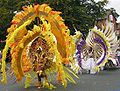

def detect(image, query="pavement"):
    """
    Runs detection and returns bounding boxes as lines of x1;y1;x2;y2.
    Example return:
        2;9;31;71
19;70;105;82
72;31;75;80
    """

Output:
0;69;120;91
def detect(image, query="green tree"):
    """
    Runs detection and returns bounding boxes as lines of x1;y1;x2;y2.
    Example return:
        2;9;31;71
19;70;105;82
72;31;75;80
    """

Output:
0;0;30;37
0;0;29;50
30;0;108;36
0;0;108;40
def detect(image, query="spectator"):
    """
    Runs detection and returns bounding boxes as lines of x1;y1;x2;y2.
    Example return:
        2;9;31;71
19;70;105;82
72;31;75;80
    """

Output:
116;49;120;63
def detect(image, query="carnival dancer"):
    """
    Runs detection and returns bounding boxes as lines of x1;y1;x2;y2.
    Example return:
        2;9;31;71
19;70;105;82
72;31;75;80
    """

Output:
81;47;96;74
0;4;78;89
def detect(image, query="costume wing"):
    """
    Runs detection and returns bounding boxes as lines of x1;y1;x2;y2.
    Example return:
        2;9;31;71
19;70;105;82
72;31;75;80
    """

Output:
86;28;110;67
86;21;118;67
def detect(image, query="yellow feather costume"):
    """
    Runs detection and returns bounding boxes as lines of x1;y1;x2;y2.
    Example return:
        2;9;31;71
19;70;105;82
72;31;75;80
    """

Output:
0;4;78;89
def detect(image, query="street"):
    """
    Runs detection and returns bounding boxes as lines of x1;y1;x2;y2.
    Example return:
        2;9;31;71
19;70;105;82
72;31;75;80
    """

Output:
0;69;120;91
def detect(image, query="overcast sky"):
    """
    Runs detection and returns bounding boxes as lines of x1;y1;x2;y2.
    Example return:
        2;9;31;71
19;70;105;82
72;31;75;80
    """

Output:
95;0;120;23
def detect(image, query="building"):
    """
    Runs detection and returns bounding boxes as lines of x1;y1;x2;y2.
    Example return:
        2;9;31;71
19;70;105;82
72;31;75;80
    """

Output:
97;10;118;30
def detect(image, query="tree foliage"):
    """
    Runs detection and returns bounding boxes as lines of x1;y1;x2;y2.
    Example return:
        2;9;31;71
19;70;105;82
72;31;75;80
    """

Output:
0;0;29;50
0;0;25;38
32;0;108;36
0;0;108;40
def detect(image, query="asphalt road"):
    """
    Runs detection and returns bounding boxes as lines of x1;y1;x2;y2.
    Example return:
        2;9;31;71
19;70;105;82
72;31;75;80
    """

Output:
0;69;120;91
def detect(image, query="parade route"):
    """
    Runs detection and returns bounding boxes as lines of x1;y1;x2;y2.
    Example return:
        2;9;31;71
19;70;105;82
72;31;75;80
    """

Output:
1;69;120;91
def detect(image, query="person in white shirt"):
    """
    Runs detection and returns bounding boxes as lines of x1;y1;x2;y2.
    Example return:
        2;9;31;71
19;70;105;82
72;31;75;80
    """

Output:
82;47;96;74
